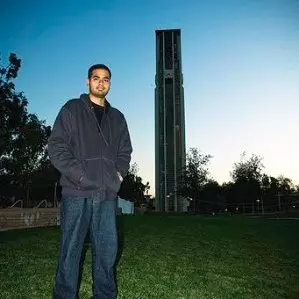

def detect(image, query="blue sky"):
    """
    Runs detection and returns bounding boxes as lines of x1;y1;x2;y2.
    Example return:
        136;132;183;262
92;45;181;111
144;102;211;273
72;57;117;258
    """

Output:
1;0;299;193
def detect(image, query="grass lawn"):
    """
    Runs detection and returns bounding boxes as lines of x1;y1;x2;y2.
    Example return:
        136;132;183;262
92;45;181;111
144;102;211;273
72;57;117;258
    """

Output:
0;215;298;299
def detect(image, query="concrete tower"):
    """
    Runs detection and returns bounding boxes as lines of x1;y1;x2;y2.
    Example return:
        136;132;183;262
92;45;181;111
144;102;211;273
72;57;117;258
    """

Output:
155;29;186;212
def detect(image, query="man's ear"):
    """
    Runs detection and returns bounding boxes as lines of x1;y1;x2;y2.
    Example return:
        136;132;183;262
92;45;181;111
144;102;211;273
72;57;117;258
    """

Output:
86;78;89;87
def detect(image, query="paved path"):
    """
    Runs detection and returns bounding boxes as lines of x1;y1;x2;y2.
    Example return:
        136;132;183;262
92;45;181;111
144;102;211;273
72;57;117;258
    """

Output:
268;217;299;220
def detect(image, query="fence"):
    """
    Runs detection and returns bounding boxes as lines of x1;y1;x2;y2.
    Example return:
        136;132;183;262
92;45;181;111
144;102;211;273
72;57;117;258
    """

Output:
0;200;59;230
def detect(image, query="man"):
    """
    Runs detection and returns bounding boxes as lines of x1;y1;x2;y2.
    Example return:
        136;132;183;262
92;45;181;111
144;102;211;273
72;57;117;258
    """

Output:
48;64;132;299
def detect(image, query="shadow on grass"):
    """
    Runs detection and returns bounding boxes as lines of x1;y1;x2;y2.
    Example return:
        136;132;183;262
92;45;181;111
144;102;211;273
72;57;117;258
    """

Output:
76;215;125;296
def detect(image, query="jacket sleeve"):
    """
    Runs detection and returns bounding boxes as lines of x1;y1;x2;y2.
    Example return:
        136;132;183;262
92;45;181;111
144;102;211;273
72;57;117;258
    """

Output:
116;117;133;178
48;106;85;184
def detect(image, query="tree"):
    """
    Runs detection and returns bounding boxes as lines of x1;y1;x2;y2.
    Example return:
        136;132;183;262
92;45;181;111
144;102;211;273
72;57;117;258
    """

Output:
231;152;264;182
179;147;212;210
221;181;237;212
0;53;53;206
118;163;150;206
230;152;264;212
277;175;294;194
259;174;296;212
199;179;225;212
0;53;27;158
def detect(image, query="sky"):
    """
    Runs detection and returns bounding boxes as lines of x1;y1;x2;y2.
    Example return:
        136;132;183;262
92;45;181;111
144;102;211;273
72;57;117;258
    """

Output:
1;0;299;194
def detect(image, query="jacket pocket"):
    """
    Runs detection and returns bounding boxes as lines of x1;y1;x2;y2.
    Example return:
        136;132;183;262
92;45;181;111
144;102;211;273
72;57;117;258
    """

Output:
102;157;121;193
80;157;101;190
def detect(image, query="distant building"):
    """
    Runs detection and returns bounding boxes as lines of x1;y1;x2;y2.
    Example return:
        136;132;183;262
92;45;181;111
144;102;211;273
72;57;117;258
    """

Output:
117;197;134;214
155;29;186;212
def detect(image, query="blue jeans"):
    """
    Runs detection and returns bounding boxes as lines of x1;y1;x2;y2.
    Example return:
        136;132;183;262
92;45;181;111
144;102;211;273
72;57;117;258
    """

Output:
53;197;118;299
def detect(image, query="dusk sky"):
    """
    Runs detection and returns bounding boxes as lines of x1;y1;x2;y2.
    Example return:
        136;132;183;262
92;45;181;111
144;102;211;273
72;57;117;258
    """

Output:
1;0;299;194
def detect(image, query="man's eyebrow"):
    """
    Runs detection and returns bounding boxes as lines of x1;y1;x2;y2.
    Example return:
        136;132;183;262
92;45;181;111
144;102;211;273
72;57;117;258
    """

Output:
91;75;110;79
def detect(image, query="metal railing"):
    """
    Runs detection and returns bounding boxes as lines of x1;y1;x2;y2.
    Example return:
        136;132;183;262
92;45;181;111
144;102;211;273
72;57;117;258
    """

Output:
0;214;7;228
34;199;48;209
8;200;23;209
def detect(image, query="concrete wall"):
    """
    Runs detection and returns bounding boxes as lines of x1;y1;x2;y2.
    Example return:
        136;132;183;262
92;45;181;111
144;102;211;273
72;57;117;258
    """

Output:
0;208;59;230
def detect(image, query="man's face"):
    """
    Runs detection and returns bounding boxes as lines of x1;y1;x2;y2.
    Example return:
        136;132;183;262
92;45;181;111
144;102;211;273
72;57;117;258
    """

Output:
87;68;111;98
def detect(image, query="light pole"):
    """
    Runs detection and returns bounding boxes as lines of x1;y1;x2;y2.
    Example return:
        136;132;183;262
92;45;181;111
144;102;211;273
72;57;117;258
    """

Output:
256;199;260;214
278;192;281;211
53;182;57;207
26;180;32;207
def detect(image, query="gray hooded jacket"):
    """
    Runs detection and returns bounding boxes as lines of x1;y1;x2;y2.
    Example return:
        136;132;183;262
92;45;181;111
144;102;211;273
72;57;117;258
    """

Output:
48;93;132;200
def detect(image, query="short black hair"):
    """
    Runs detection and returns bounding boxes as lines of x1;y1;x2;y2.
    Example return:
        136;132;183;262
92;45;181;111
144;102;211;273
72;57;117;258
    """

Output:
88;64;112;79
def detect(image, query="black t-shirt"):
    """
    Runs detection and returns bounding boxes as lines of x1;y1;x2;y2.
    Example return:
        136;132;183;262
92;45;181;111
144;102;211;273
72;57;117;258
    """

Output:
91;102;105;126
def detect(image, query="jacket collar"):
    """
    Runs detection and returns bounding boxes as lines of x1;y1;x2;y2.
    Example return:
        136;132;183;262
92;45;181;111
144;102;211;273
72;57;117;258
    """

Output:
80;93;111;114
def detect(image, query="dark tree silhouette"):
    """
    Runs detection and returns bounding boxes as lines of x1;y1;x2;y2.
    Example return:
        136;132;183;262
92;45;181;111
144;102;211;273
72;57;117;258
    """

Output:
0;53;53;206
230;152;264;212
178;147;212;211
118;163;150;206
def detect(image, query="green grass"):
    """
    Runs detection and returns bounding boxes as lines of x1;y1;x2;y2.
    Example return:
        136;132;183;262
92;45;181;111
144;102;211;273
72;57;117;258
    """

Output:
0;215;298;299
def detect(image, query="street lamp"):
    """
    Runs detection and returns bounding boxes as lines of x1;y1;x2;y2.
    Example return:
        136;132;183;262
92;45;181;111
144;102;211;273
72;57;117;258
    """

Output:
187;197;194;212
26;180;32;207
256;199;260;213
53;182;58;207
